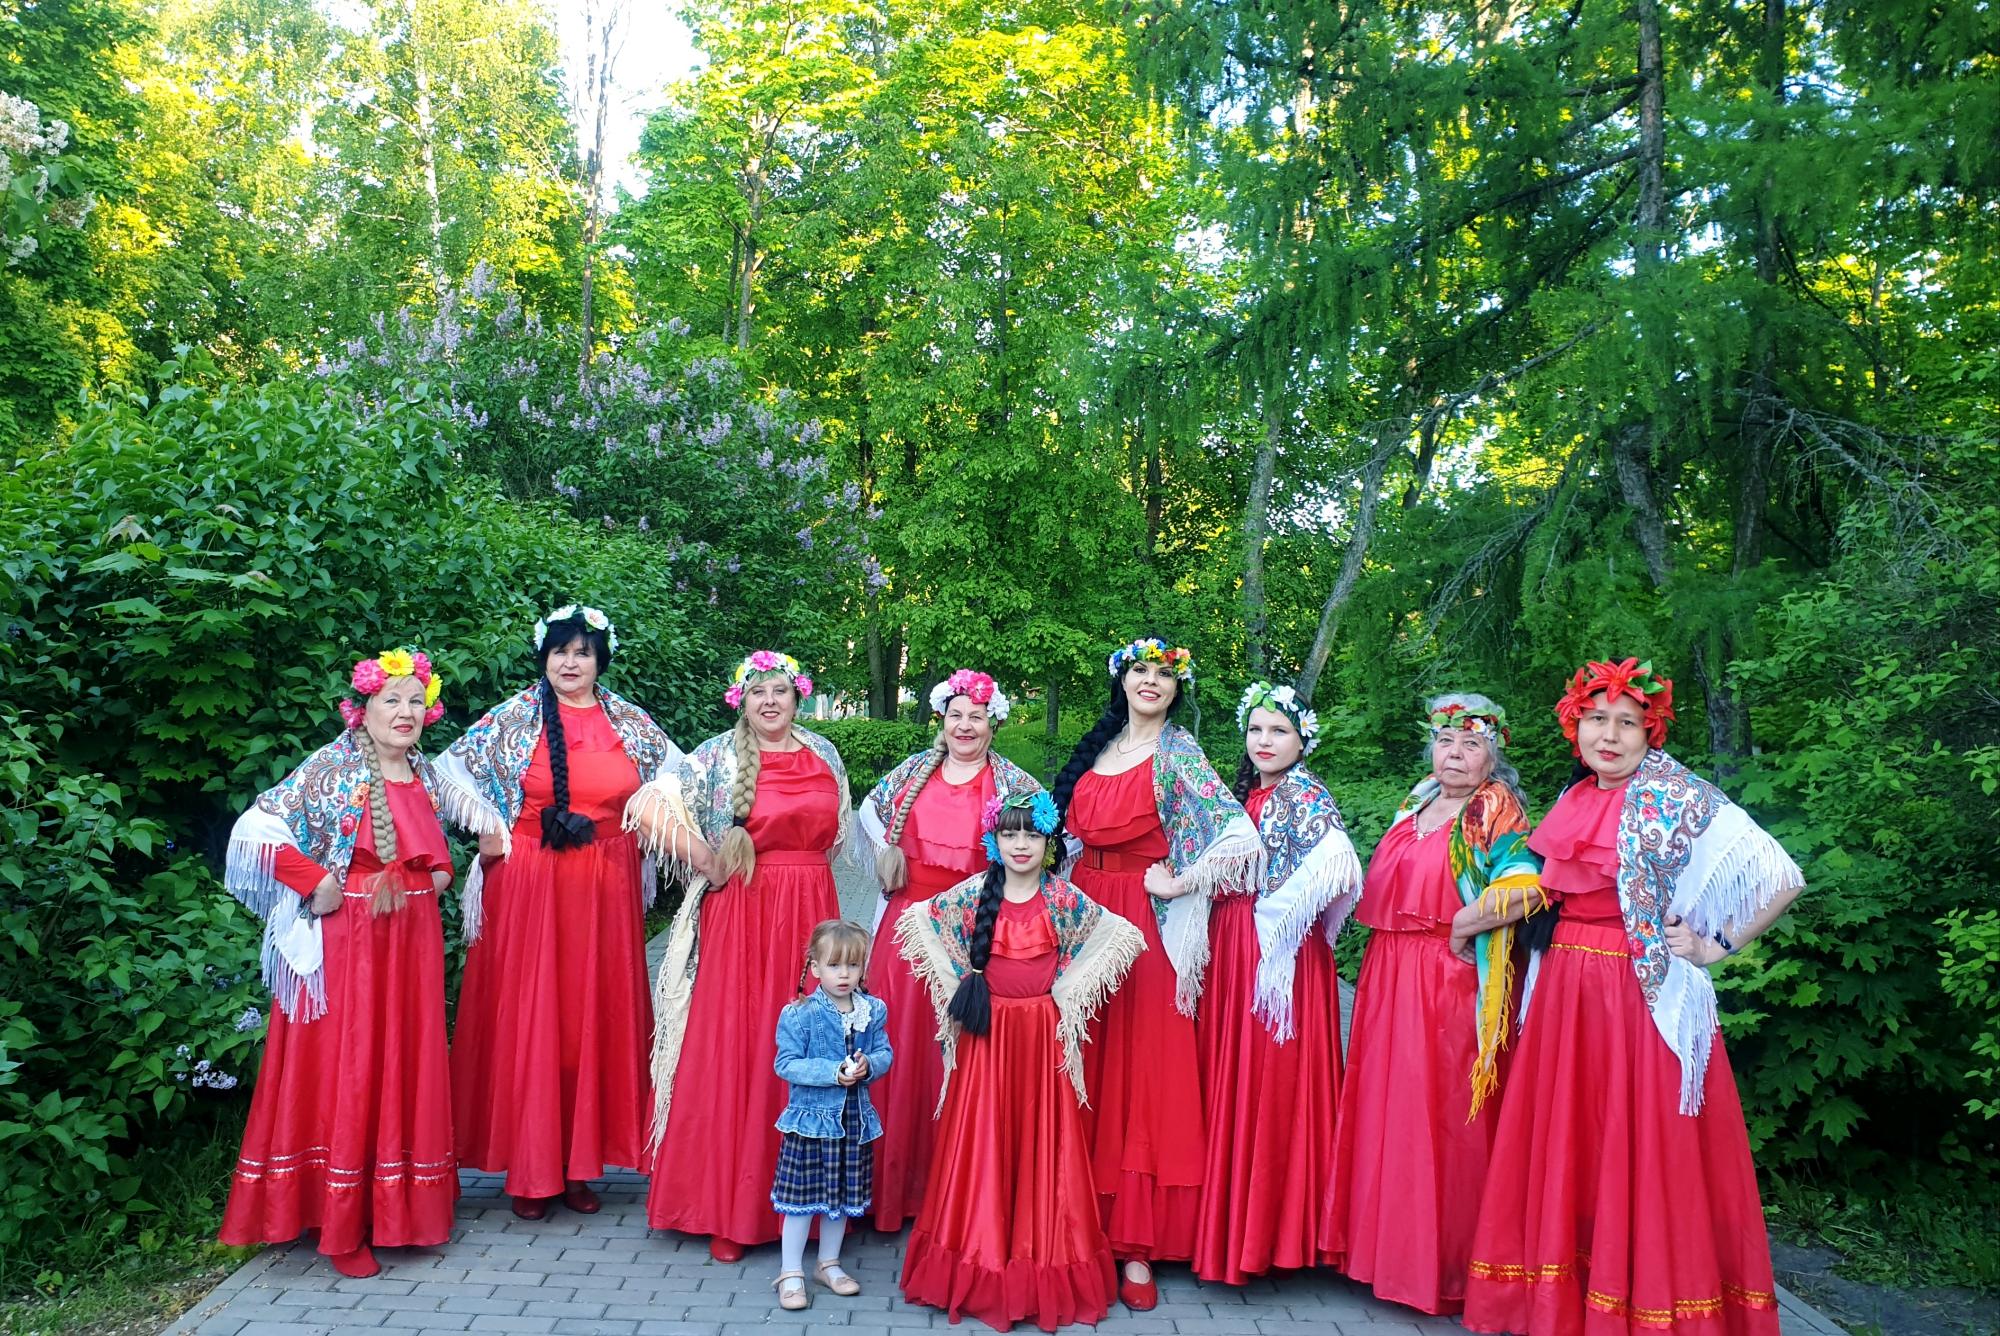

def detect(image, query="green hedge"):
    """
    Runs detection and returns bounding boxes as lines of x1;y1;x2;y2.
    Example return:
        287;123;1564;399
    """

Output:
809;717;936;799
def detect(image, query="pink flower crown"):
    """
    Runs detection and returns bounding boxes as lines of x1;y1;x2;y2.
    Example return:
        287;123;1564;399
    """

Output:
724;649;813;709
928;669;1010;721
340;648;444;730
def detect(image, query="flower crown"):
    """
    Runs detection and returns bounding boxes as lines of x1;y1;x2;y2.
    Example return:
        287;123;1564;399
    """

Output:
725;649;813;709
1236;680;1320;756
1428;701;1511;746
534;604;619;656
979;791;1063;864
1555;657;1675;752
340;648;444;730
928;669;1011;722
1109;637;1194;682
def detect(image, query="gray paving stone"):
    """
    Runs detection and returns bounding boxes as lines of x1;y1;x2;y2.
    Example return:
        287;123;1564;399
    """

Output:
376;1314;473;1332
437;1298;530;1317
464;1318;559;1333
632;1325;722;1336
549;1321;639;1336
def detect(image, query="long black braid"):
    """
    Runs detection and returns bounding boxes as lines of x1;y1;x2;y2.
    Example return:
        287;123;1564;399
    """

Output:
946;866;1007;1037
536;612;613;851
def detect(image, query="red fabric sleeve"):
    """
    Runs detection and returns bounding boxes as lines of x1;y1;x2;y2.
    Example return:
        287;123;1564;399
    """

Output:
274;845;331;897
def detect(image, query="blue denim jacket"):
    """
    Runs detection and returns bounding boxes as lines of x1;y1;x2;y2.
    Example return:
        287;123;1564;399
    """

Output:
773;988;893;1142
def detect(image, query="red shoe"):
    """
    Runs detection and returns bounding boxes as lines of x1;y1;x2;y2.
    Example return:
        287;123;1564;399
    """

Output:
1119;1262;1158;1311
562;1183;601;1215
708;1236;745;1263
511;1195;549;1221
329;1245;380;1279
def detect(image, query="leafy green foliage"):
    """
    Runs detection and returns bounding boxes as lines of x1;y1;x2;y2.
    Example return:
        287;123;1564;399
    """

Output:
809;718;936;800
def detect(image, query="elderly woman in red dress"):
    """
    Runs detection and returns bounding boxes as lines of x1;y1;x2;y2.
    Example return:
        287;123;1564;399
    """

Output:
434;605;681;1220
1324;693;1541;1315
219;648;454;1278
1464;659;1804;1336
852;669;1042;1232
628;650;851;1261
1051;636;1259;1309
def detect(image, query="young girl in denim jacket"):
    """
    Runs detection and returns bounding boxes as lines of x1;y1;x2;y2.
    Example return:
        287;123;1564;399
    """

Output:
770;919;894;1310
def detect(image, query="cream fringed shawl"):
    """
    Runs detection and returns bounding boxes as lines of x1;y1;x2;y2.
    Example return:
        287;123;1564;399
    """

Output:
892;873;1144;1111
624;727;853;1150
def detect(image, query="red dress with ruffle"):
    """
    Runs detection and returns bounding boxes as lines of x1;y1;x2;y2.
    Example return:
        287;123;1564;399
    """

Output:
1192;782;1343;1284
1067;761;1204;1262
900;895;1119;1332
452;703;653;1198
220;779;457;1255
1324;808;1498;1314
870;763;996;1230
647;746;843;1246
1463;779;1780;1336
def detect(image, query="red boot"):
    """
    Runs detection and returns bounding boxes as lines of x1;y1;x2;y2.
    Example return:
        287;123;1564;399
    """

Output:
329;1244;380;1279
562;1182;602;1215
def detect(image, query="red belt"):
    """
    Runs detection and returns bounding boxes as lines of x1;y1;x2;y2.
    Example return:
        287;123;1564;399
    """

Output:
1079;847;1157;873
755;850;828;867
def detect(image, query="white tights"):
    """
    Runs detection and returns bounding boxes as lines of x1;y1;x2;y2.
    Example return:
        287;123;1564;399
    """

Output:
779;1213;848;1276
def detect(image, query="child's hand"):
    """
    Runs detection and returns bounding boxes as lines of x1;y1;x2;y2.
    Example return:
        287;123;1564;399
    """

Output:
836;1054;868;1086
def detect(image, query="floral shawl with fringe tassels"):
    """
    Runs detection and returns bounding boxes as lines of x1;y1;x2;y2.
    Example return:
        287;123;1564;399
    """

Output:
1139;722;1261;1016
1392;776;1544;1116
852;749;1042;926
1540;748;1803;1116
224;731;441;1024
893;873;1144;1111
1247;766;1363;1043
625;727;852;1151
430;683;681;941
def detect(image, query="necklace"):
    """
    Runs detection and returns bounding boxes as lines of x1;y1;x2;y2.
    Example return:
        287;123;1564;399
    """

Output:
1413;796;1467;839
1112;729;1158;758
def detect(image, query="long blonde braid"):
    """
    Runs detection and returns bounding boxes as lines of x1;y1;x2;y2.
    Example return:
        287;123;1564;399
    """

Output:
876;736;946;894
354;729;404;916
714;713;762;885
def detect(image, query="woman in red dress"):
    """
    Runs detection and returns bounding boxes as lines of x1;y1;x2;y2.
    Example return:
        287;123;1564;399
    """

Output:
436;606;680;1220
853;669;1041;1232
1051;637;1259;1308
220;648;456;1278
1325;693;1542;1315
1464;659;1804;1336
896;792;1144;1332
628;650;851;1260
1192;682;1360;1285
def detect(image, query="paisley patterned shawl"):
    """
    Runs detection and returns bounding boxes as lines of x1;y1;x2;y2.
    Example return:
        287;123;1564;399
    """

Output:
630;726;853;1150
224;731;442;1023
1249;765;1363;1042
1151;722;1261;1016
853;749;1042;925
893;873;1144;1110
1391;776;1543;1115
432;682;682;940
1611;748;1804;1114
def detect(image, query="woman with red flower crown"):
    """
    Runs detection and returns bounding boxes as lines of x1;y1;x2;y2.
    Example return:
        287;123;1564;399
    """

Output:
851;669;1043;1232
219;648;456;1278
1464;659;1804;1336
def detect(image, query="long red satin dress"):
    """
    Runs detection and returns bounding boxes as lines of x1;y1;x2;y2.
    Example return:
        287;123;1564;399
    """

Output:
1192;782;1344;1284
900;895;1119;1332
1324;808;1498;1314
452;703;653;1198
870;764;995;1231
1464;779;1780;1336
220;780;457;1256
647;746;843;1246
1067;761;1204;1262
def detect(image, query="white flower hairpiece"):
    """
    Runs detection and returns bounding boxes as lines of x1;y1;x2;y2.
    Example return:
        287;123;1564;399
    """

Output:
1236;679;1320;756
534;604;619;655
928;669;1011;721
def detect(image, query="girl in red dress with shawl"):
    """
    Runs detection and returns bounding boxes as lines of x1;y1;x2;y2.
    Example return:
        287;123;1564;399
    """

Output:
1325;693;1542;1315
896;792;1144;1333
853;669;1042;1231
628;650;852;1260
1192;682;1361;1285
220;648;455;1278
1465;659;1804;1336
435;606;681;1220
1051;637;1260;1308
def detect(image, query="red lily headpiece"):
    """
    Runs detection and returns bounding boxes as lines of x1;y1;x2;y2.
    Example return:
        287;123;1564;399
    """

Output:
1555;657;1675;753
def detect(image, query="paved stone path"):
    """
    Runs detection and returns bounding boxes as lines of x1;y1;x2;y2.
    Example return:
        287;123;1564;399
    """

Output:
165;861;1849;1336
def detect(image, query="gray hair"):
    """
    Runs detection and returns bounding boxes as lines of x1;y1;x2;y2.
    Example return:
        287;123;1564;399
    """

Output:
1422;691;1527;808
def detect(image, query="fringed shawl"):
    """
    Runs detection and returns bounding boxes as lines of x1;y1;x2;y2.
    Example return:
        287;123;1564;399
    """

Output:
628;727;853;1150
893;874;1144;1110
223;732;441;1023
431;682;681;940
1248;766;1363;1042
1599;749;1802;1114
1393;777;1544;1115
1150;722;1261;1016
852;749;1042;929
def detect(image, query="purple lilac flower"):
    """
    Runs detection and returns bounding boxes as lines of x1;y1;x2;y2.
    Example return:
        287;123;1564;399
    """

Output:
796;528;814;550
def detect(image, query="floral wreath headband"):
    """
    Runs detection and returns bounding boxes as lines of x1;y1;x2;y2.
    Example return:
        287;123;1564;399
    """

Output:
724;649;814;709
929;669;1011;722
980;791;1063;864
1427;701;1511;747
534;604;619;656
1555;657;1675;752
1109;637;1194;683
341;648;444;730
1236;680;1320;756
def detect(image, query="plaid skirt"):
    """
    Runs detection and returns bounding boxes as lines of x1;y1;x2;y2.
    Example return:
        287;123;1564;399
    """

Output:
771;1088;874;1218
